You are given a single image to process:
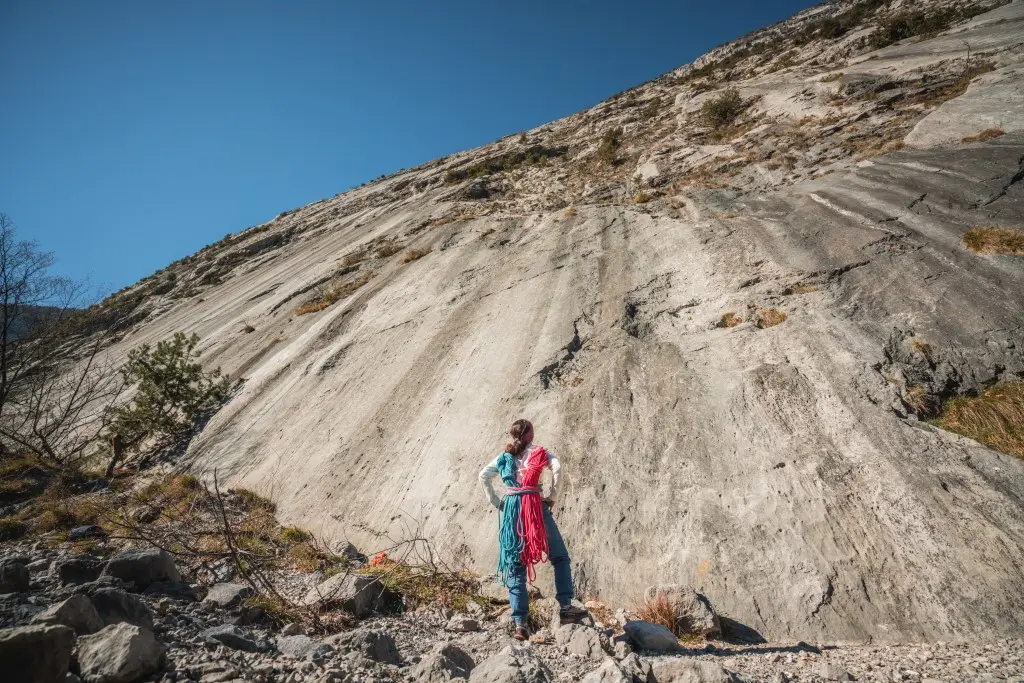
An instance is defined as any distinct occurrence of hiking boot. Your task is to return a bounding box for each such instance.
[513,624,530,641]
[558,604,589,623]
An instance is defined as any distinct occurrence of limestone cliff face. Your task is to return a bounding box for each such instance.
[99,1,1024,642]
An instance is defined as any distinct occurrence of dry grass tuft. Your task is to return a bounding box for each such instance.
[962,227,1024,255]
[755,309,787,329]
[296,270,376,316]
[718,312,743,328]
[961,128,1005,144]
[904,386,938,416]
[358,554,481,612]
[910,338,934,363]
[636,594,702,642]
[933,382,1024,459]
[375,242,403,259]
[400,247,431,264]
[633,191,653,204]
[563,207,578,218]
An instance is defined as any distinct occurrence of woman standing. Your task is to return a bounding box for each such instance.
[479,418,587,640]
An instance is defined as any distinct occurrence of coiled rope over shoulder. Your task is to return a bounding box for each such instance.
[495,446,550,586]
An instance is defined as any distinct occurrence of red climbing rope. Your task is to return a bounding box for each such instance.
[515,446,550,582]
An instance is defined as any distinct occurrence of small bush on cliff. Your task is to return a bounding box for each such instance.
[700,88,746,129]
[597,127,624,166]
[962,227,1024,255]
[107,332,229,473]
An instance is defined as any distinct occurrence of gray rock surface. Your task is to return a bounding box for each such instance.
[447,614,480,632]
[580,659,633,683]
[77,623,166,683]
[623,621,681,653]
[647,658,744,683]
[325,627,401,664]
[468,644,551,683]
[53,557,103,585]
[301,573,396,616]
[89,588,154,630]
[0,623,74,683]
[31,595,103,635]
[816,662,854,681]
[0,557,30,593]
[202,582,252,608]
[411,641,476,682]
[100,548,180,589]
[275,633,333,661]
[52,0,1024,644]
[200,624,262,652]
[555,623,605,661]
[643,586,721,638]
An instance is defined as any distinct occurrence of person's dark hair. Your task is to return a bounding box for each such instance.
[505,419,533,455]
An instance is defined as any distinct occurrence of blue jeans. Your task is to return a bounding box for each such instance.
[508,503,573,625]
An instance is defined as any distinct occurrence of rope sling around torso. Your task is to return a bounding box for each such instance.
[495,445,550,586]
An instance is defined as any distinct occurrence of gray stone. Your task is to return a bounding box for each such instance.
[325,628,401,664]
[90,588,154,630]
[647,658,744,683]
[78,623,166,683]
[555,624,605,661]
[0,623,74,683]
[100,548,180,589]
[276,634,333,661]
[203,582,253,608]
[581,659,632,683]
[26,558,52,574]
[68,525,107,542]
[280,622,305,636]
[623,621,681,653]
[612,638,633,660]
[53,557,103,585]
[141,581,197,601]
[32,595,103,635]
[301,573,398,616]
[0,557,30,593]
[200,624,262,652]
[816,662,854,681]
[618,653,652,682]
[468,644,551,683]
[642,586,720,638]
[411,642,476,682]
[446,615,480,632]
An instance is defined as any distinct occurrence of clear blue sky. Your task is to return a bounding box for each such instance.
[1,0,817,294]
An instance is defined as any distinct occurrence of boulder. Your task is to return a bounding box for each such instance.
[581,659,632,683]
[77,623,166,683]
[0,623,74,683]
[32,595,103,635]
[647,658,744,683]
[816,663,854,681]
[612,637,633,660]
[555,624,605,661]
[200,624,262,652]
[618,653,653,682]
[301,573,398,616]
[326,628,401,664]
[446,615,480,632]
[68,525,108,542]
[280,622,305,636]
[643,586,720,638]
[276,634,333,661]
[468,644,551,683]
[203,582,253,608]
[0,557,30,593]
[53,557,103,585]
[100,548,180,589]
[411,641,476,682]
[141,581,197,601]
[89,588,154,630]
[623,621,681,653]
[25,558,52,574]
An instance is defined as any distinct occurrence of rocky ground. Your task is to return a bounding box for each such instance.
[2,542,1022,683]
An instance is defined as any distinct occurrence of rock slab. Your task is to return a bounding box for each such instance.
[32,594,103,635]
[0,557,30,593]
[0,623,74,683]
[468,644,551,683]
[410,641,476,682]
[78,623,166,683]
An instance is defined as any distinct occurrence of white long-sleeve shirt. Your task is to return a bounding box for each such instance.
[479,445,561,509]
